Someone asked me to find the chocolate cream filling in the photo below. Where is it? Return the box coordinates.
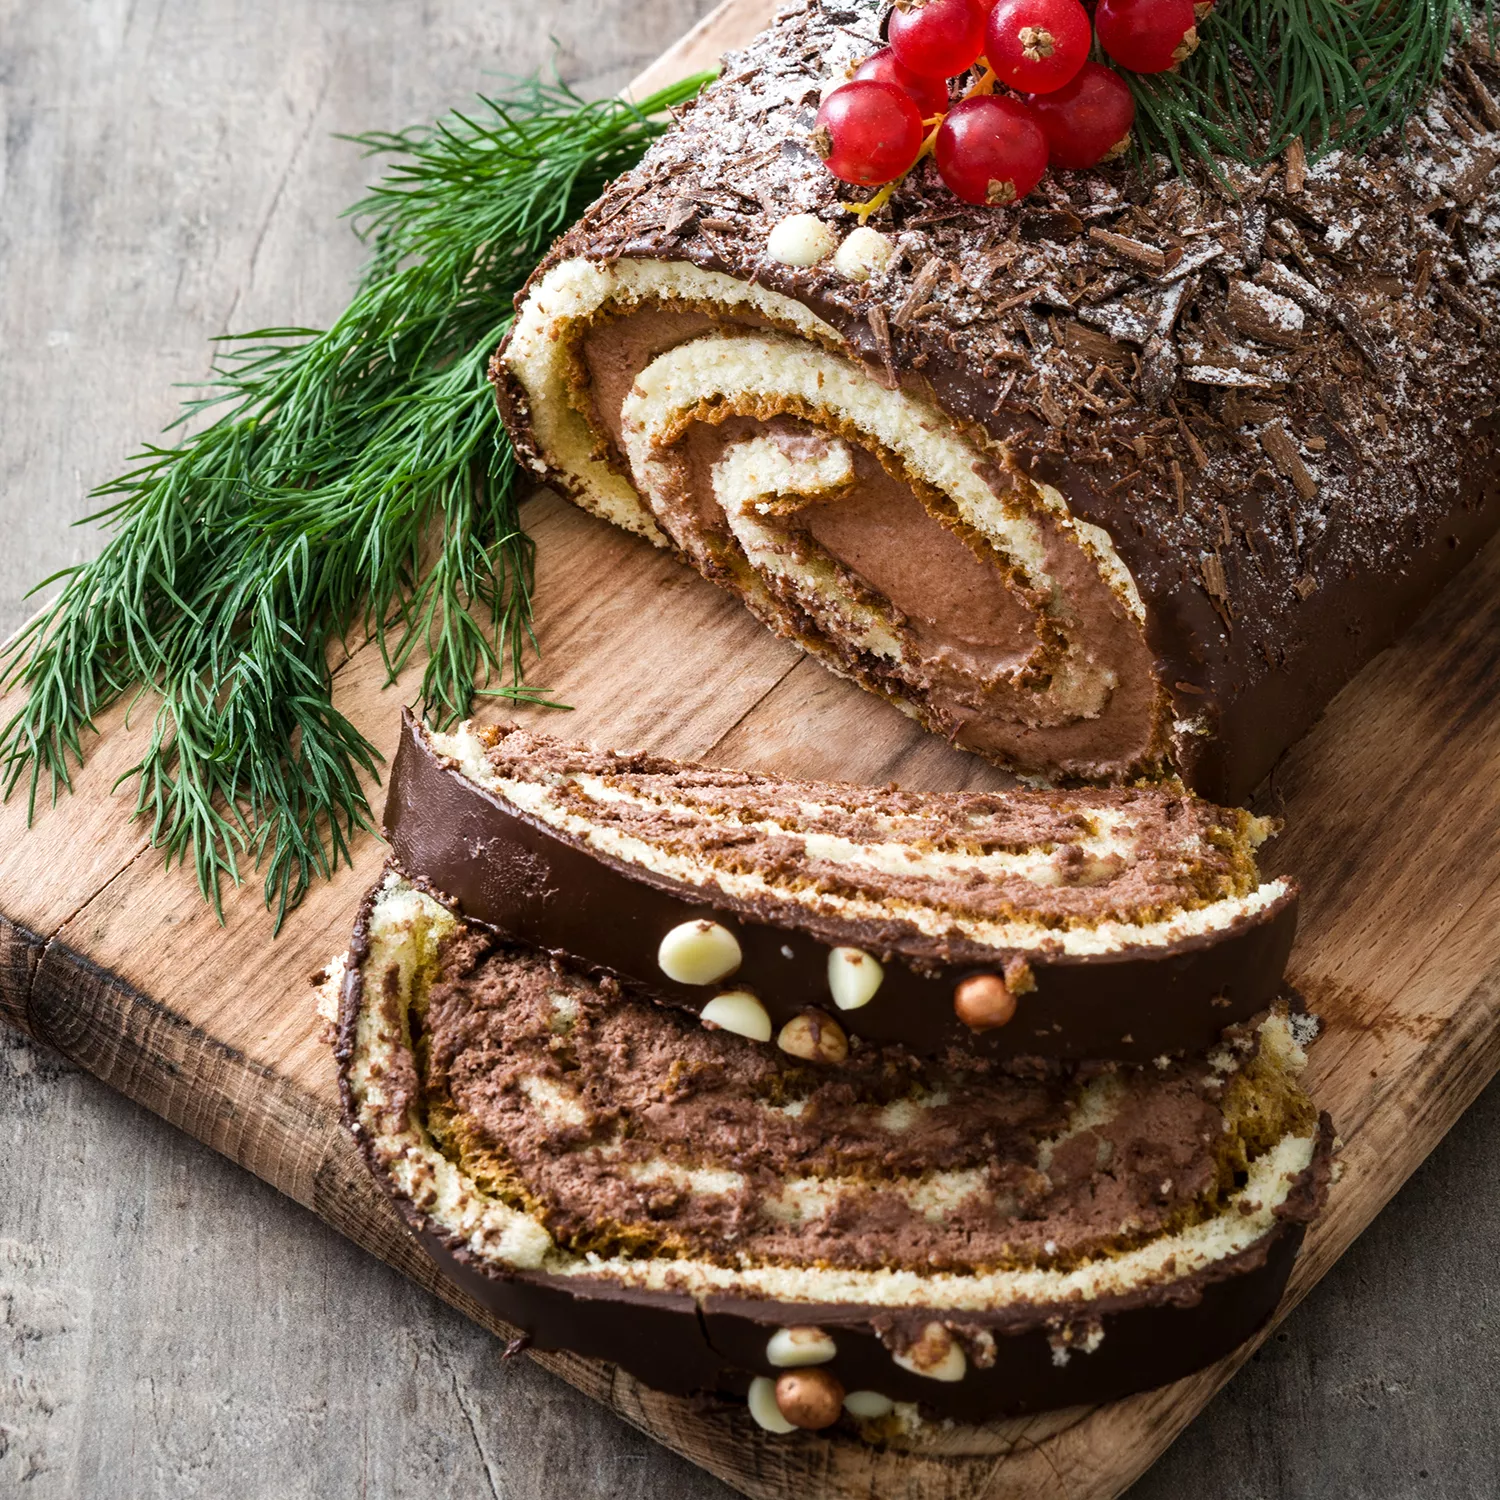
[563,296,1165,782]
[404,904,1315,1276]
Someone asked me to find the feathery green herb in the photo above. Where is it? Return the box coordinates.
[1129,0,1498,174]
[0,73,711,926]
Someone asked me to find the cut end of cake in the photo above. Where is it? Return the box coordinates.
[425,714,1290,958]
[384,709,1297,1064]
[499,254,1172,785]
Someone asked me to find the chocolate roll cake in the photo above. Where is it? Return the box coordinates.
[386,709,1297,1066]
[495,0,1500,803]
[338,872,1331,1428]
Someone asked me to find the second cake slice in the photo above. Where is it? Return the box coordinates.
[386,710,1296,1064]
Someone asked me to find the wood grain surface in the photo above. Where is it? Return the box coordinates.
[4,2,1500,1497]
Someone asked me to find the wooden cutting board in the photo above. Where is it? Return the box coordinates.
[4,2,1500,1494]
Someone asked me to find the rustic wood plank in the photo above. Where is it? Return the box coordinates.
[0,914,45,1041]
[0,697,159,939]
[16,516,1500,1498]
[706,655,1018,788]
[626,0,782,99]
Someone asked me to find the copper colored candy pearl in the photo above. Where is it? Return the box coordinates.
[774,1368,845,1430]
[954,973,1017,1031]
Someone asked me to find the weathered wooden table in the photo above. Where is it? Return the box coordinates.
[3,2,1499,1496]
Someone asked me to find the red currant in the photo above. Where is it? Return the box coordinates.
[888,0,987,82]
[935,95,1049,205]
[1029,61,1135,168]
[853,48,951,120]
[812,80,925,186]
[1094,0,1199,74]
[985,0,1091,95]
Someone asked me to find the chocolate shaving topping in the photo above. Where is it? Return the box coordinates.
[892,255,943,327]
[1463,59,1500,131]
[1035,387,1070,428]
[1260,422,1318,501]
[1225,279,1304,350]
[1329,299,1394,379]
[1200,551,1232,622]
[1140,335,1181,409]
[1088,227,1169,272]
[1437,277,1491,331]
[661,194,700,237]
[866,304,897,387]
[1451,145,1500,207]
[1412,247,1435,301]
[1284,138,1307,195]
[1255,258,1329,314]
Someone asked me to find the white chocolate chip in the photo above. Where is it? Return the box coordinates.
[832,226,894,282]
[843,1390,895,1419]
[700,990,772,1043]
[767,213,836,268]
[767,1325,837,1367]
[658,920,742,986]
[747,1375,798,1433]
[891,1322,967,1382]
[827,946,883,1010]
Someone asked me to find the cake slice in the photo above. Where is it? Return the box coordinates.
[386,709,1297,1065]
[337,872,1332,1428]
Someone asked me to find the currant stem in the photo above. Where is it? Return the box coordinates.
[963,65,998,98]
[846,117,941,221]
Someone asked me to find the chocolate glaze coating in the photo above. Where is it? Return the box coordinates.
[335,877,1334,1424]
[384,708,1298,1065]
[413,1218,1313,1423]
[495,0,1500,804]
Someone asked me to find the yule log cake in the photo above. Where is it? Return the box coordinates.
[496,0,1500,804]
[385,710,1297,1066]
[336,872,1331,1428]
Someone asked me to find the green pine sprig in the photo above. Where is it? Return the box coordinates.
[1129,0,1498,175]
[0,72,712,928]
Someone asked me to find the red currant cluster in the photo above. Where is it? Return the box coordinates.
[813,0,1205,209]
